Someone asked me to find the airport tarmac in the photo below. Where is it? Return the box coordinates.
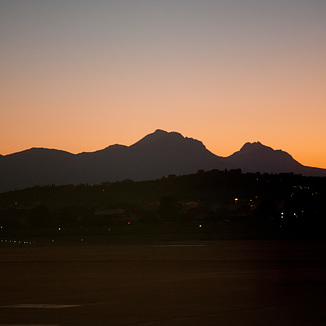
[1,240,326,325]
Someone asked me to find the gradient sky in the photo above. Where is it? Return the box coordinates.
[1,0,326,168]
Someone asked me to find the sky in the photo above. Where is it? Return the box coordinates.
[1,0,325,168]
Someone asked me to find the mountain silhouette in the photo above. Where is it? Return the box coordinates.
[0,129,325,192]
[227,141,325,176]
[227,141,303,173]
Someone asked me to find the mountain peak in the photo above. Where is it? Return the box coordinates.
[226,140,309,174]
[239,141,293,157]
[130,129,185,148]
[236,141,295,160]
[153,129,184,138]
[240,141,270,152]
[153,129,168,135]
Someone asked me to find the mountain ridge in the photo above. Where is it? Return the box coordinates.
[0,130,325,192]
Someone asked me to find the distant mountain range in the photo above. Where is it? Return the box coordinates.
[1,129,325,192]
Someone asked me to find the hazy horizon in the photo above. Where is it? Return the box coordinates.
[1,1,325,168]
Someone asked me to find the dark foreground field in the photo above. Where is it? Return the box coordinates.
[1,240,326,326]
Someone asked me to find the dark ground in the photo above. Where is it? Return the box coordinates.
[1,240,326,326]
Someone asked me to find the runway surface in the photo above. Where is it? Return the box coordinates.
[1,240,326,325]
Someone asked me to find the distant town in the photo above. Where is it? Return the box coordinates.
[1,169,325,244]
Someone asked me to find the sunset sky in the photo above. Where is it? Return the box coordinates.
[1,0,325,168]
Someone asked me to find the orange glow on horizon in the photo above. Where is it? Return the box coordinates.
[1,1,325,169]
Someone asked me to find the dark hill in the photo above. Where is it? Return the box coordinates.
[127,129,224,179]
[226,142,326,177]
[226,142,303,173]
[0,130,325,192]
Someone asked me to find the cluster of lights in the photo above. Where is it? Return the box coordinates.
[293,185,310,190]
[1,239,32,245]
[51,238,85,243]
[281,211,301,219]
[280,212,284,228]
